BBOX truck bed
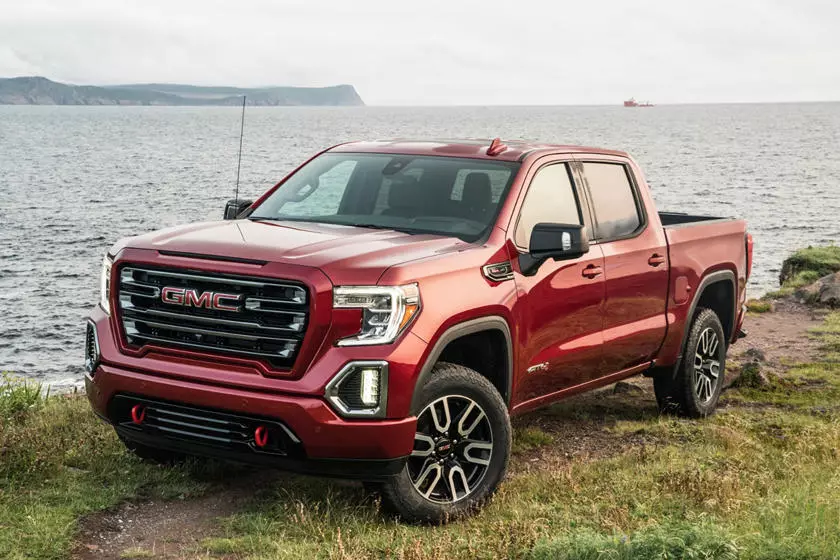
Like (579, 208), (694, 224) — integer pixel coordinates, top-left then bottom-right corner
(656, 213), (749, 365)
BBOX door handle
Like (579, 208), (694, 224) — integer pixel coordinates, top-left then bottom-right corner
(582, 265), (603, 278)
(648, 254), (667, 267)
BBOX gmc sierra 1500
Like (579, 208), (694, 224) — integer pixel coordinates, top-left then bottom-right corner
(85, 138), (752, 522)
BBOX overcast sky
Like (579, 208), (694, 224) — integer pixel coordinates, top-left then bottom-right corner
(1, 0), (838, 105)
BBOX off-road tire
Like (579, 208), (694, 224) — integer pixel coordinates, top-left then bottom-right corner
(119, 434), (183, 464)
(379, 362), (511, 524)
(654, 307), (727, 418)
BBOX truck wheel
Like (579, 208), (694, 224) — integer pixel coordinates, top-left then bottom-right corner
(654, 307), (727, 418)
(380, 362), (511, 524)
(118, 434), (183, 464)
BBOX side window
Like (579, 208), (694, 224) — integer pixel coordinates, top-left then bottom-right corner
(514, 163), (581, 249)
(582, 162), (641, 240)
(278, 160), (357, 217)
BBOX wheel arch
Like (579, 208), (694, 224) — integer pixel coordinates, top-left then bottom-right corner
(673, 269), (737, 371)
(411, 317), (513, 413)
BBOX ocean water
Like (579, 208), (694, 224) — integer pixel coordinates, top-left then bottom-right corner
(1, 104), (839, 387)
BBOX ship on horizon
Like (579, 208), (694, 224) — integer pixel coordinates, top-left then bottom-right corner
(624, 97), (654, 107)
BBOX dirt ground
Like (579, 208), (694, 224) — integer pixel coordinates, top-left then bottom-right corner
(73, 303), (823, 559)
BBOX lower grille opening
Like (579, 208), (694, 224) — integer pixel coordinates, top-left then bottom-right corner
(110, 395), (304, 457)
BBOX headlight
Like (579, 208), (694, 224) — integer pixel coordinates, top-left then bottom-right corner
(333, 284), (420, 346)
(100, 255), (113, 315)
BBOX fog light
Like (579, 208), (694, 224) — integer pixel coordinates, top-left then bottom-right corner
(360, 368), (380, 406)
(325, 361), (389, 418)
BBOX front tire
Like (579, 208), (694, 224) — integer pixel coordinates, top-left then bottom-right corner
(654, 307), (727, 418)
(380, 362), (511, 523)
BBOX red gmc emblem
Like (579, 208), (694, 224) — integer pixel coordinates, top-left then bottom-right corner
(160, 287), (240, 312)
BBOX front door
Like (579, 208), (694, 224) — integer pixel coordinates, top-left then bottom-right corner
(509, 159), (607, 407)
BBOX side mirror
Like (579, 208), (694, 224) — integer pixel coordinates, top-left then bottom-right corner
(224, 199), (254, 220)
(519, 223), (589, 276)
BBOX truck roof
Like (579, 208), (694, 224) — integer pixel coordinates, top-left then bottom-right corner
(328, 139), (629, 162)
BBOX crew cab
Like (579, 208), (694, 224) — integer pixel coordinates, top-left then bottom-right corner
(85, 139), (752, 522)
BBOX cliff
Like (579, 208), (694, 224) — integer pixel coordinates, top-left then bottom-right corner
(0, 76), (365, 106)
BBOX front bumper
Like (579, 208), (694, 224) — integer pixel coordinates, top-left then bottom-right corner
(86, 307), (419, 479)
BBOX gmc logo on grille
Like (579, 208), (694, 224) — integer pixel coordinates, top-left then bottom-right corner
(160, 287), (241, 312)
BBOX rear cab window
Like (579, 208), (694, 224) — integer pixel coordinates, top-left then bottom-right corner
(579, 161), (644, 241)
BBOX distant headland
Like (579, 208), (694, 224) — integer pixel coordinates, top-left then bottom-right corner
(0, 76), (365, 106)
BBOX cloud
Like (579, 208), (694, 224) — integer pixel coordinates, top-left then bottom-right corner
(1, 0), (838, 104)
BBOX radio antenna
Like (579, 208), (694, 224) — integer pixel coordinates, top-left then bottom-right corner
(234, 95), (246, 204)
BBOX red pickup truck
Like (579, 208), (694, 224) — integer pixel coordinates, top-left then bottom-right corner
(85, 139), (752, 522)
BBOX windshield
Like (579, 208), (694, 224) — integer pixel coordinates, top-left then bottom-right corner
(249, 153), (520, 242)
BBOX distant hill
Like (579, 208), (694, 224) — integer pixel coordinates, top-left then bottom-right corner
(0, 76), (365, 106)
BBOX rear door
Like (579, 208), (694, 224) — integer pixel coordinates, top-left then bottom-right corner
(509, 158), (607, 406)
(574, 157), (669, 374)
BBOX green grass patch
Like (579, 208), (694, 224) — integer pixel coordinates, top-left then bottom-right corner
(780, 245), (840, 286)
(745, 299), (772, 313)
(530, 521), (739, 560)
(0, 381), (214, 560)
(513, 425), (555, 454)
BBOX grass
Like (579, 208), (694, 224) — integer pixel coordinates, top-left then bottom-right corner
(0, 375), (215, 560)
(745, 299), (772, 313)
(3, 313), (840, 559)
(779, 245), (840, 285)
(512, 425), (555, 454)
(761, 244), (840, 301)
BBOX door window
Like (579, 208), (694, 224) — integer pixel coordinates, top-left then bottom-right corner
(514, 163), (581, 249)
(581, 162), (642, 240)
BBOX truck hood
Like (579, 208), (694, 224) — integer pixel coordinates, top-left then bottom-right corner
(119, 219), (472, 285)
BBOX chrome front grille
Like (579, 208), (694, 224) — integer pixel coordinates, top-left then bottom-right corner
(116, 266), (309, 368)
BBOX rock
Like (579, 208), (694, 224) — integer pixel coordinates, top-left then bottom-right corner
(794, 281), (821, 303)
(742, 347), (766, 363)
(816, 272), (840, 308)
(730, 362), (772, 389)
(613, 381), (644, 395)
(795, 271), (840, 308)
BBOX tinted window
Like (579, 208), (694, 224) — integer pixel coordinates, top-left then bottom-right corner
(582, 162), (641, 240)
(515, 163), (581, 249)
(250, 154), (520, 242)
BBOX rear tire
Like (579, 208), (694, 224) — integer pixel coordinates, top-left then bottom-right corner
(654, 307), (727, 418)
(119, 434), (183, 464)
(379, 362), (511, 524)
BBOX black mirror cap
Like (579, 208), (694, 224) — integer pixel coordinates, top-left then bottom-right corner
(519, 223), (590, 276)
(530, 223), (589, 260)
(224, 199), (254, 220)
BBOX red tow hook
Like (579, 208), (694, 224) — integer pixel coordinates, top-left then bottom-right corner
(254, 425), (269, 448)
(130, 405), (146, 425)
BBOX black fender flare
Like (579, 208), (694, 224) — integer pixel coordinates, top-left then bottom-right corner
(670, 269), (737, 375)
(410, 316), (513, 412)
